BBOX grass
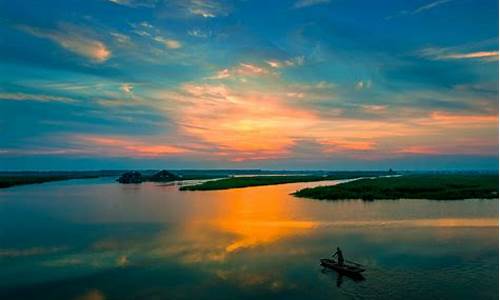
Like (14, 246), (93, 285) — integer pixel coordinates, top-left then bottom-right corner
(292, 174), (499, 200)
(179, 171), (393, 191)
(0, 170), (128, 188)
(0, 175), (99, 188)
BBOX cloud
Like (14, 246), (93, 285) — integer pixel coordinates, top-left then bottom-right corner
(208, 57), (305, 81)
(237, 63), (268, 76)
(412, 0), (452, 14)
(422, 111), (498, 126)
(107, 0), (157, 8)
(110, 32), (131, 45)
(0, 148), (89, 156)
(395, 145), (439, 155)
(75, 135), (188, 157)
(169, 83), (318, 159)
(159, 82), (428, 160)
(208, 68), (231, 80)
(394, 138), (498, 156)
(293, 0), (330, 9)
(128, 22), (183, 50)
(187, 0), (229, 18)
(355, 80), (372, 90)
(154, 36), (182, 49)
(362, 105), (386, 113)
(162, 0), (231, 18)
(188, 29), (211, 38)
(0, 92), (78, 103)
(20, 25), (111, 62)
(387, 0), (452, 20)
(420, 47), (499, 62)
(284, 56), (305, 66)
(120, 83), (133, 93)
(265, 60), (282, 68)
(207, 63), (271, 80)
(437, 51), (498, 61)
(320, 139), (377, 152)
(265, 56), (305, 68)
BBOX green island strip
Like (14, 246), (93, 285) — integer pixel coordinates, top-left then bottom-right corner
(292, 174), (499, 201)
(179, 171), (393, 191)
(0, 175), (101, 188)
(0, 170), (227, 188)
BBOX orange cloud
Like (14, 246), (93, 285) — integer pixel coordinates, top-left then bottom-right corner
(427, 111), (498, 125)
(208, 63), (276, 81)
(158, 83), (467, 160)
(394, 139), (498, 156)
(153, 81), (498, 161)
(176, 84), (318, 159)
(441, 51), (499, 60)
(362, 105), (386, 113)
(77, 135), (187, 157)
(265, 56), (305, 68)
(395, 145), (439, 155)
(265, 60), (282, 68)
(320, 139), (377, 152)
(237, 63), (268, 76)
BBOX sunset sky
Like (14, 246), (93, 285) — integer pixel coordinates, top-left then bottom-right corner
(0, 0), (498, 170)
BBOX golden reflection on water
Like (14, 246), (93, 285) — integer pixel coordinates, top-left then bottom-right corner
(157, 182), (498, 262)
(208, 185), (318, 252)
(217, 220), (317, 252)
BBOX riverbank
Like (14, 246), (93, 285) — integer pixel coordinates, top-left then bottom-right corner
(0, 171), (127, 188)
(0, 174), (101, 188)
(292, 174), (499, 200)
(179, 171), (393, 191)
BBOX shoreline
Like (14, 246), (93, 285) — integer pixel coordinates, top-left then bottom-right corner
(292, 174), (499, 201)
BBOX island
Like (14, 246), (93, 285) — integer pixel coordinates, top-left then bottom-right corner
(179, 171), (394, 191)
(0, 170), (125, 189)
(117, 170), (181, 184)
(292, 174), (499, 200)
(2, 169), (356, 188)
(117, 171), (145, 183)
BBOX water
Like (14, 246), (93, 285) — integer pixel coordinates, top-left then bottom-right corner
(0, 178), (498, 299)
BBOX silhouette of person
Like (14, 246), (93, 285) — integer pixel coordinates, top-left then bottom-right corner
(332, 247), (344, 266)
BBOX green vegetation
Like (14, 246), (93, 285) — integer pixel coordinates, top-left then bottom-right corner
(179, 171), (393, 191)
(293, 174), (499, 200)
(0, 170), (135, 188)
(116, 170), (226, 184)
(0, 169), (396, 189)
(0, 175), (99, 188)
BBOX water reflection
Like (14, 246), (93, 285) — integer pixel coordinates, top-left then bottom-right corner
(320, 268), (366, 287)
(208, 185), (319, 252)
(0, 178), (498, 299)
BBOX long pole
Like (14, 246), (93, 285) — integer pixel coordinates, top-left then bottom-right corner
(345, 259), (364, 266)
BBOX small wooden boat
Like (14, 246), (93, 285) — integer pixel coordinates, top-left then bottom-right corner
(320, 258), (365, 275)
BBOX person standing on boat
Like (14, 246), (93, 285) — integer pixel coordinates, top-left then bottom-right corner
(332, 247), (344, 266)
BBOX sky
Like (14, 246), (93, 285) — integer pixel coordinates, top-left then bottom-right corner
(0, 0), (498, 170)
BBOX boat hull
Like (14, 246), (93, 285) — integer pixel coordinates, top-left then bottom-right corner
(320, 258), (365, 275)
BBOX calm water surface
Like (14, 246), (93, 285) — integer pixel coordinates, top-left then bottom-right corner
(0, 178), (498, 299)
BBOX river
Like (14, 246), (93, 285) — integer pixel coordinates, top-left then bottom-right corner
(0, 177), (497, 299)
